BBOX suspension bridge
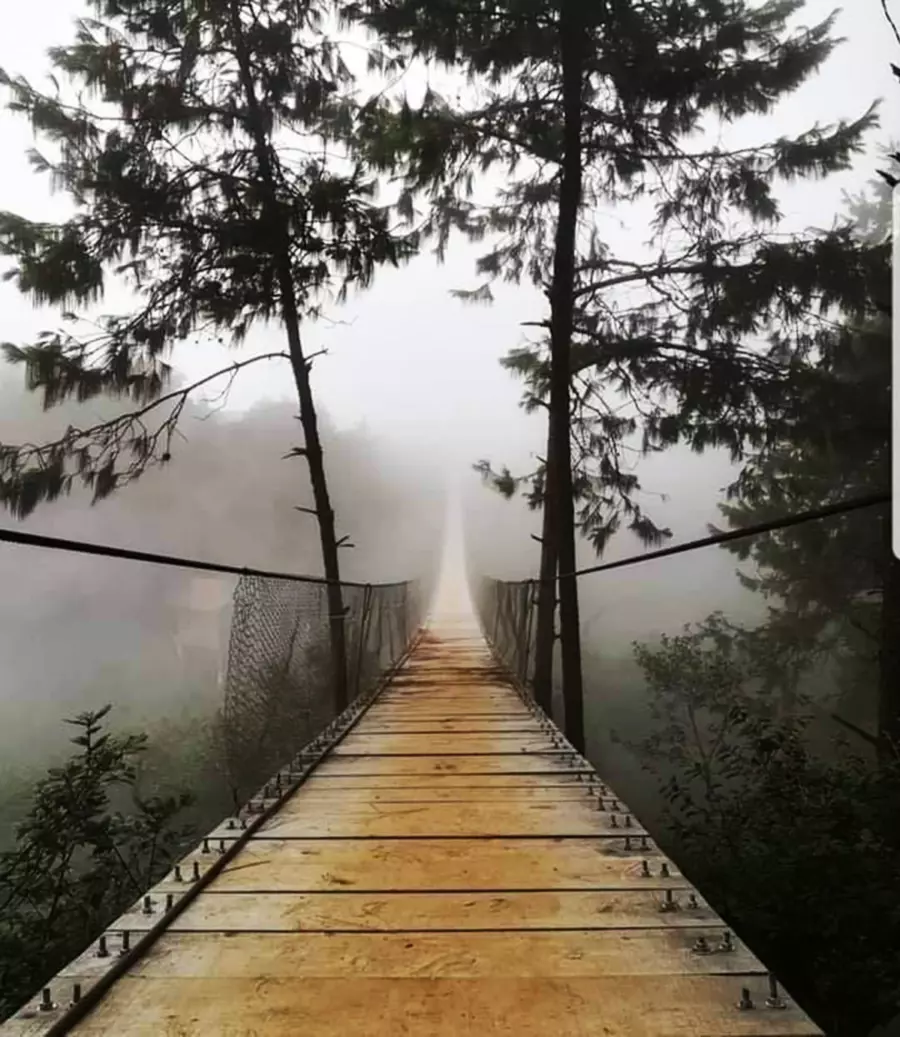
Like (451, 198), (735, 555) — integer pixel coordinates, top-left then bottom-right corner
(0, 519), (822, 1035)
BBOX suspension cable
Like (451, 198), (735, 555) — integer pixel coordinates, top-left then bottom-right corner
(0, 525), (409, 589)
(551, 489), (891, 583)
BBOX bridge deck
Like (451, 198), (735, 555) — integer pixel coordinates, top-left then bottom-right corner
(5, 631), (821, 1035)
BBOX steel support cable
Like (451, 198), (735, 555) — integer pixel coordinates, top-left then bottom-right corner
(552, 490), (891, 583)
(0, 524), (412, 589)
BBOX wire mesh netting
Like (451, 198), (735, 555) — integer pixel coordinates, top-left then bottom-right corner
(0, 549), (425, 1021)
(469, 499), (898, 1037)
(223, 575), (420, 803)
(473, 576), (536, 688)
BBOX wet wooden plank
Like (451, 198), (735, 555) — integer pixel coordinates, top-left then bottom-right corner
(358, 720), (547, 731)
(116, 890), (719, 932)
(180, 839), (682, 892)
(58, 975), (820, 1036)
(338, 735), (554, 753)
(298, 773), (589, 789)
(263, 785), (598, 803)
(258, 801), (646, 838)
(29, 930), (767, 979)
(314, 754), (590, 775)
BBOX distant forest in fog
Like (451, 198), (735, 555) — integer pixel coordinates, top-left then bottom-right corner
(0, 371), (445, 774)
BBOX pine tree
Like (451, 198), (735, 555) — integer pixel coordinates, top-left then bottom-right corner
(0, 0), (412, 711)
(348, 0), (876, 748)
(714, 170), (896, 756)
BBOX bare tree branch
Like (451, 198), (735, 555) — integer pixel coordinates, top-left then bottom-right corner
(0, 351), (291, 516)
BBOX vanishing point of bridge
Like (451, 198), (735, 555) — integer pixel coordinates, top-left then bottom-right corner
(2, 575), (821, 1035)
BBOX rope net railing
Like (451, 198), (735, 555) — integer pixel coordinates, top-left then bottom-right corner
(473, 575), (536, 690)
(469, 495), (897, 1037)
(223, 575), (420, 803)
(0, 539), (426, 1021)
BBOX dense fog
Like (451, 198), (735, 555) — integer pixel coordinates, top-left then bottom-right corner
(0, 371), (445, 780)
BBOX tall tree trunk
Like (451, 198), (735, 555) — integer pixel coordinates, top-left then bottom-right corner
(229, 2), (349, 713)
(878, 508), (900, 762)
(533, 425), (558, 715)
(547, 0), (585, 753)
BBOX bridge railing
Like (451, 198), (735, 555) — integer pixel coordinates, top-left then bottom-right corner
(470, 496), (895, 1037)
(0, 534), (427, 1023)
(472, 575), (536, 688)
(223, 574), (422, 803)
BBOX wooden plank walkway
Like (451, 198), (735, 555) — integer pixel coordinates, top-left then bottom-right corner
(3, 629), (822, 1036)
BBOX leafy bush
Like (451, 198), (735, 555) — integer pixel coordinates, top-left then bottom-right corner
(0, 706), (194, 1020)
(630, 617), (900, 1036)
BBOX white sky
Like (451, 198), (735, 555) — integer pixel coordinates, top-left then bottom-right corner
(0, 0), (897, 527)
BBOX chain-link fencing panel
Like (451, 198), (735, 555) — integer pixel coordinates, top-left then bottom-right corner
(467, 500), (899, 1035)
(472, 576), (536, 688)
(222, 575), (423, 804)
(576, 500), (896, 1037)
(0, 555), (425, 1022)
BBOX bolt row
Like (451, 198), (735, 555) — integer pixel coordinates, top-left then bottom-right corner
(692, 931), (734, 954)
(465, 677), (793, 1014)
(737, 975), (788, 1010)
(34, 971), (785, 1018)
(640, 859), (672, 878)
(24, 687), (390, 1022)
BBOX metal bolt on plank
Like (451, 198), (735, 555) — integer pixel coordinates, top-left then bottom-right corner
(120, 930), (130, 955)
(737, 987), (755, 1010)
(692, 936), (711, 955)
(719, 931), (734, 952)
(142, 895), (153, 915)
(70, 983), (82, 1007)
(40, 988), (55, 1013)
(641, 859), (651, 878)
(660, 889), (678, 913)
(96, 935), (109, 958)
(660, 862), (671, 878)
(766, 975), (787, 1009)
(192, 861), (201, 881)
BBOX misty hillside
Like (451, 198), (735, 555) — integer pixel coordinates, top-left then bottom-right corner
(0, 372), (444, 769)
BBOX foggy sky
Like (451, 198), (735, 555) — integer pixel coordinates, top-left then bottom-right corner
(3, 0), (894, 518)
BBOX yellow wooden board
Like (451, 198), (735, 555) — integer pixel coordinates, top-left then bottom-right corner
(39, 930), (766, 979)
(359, 720), (547, 730)
(167, 838), (682, 892)
(314, 754), (588, 775)
(259, 802), (646, 838)
(58, 975), (820, 1036)
(117, 889), (719, 932)
(338, 735), (555, 752)
(266, 786), (598, 803)
(299, 773), (589, 788)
